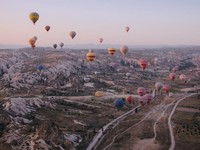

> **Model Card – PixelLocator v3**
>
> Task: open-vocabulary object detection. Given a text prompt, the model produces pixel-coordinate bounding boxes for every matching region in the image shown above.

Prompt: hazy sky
[0,0,200,47]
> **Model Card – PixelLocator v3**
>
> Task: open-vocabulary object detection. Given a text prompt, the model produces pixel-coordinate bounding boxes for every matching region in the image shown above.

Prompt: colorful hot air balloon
[33,36,37,41]
[69,31,76,39]
[99,38,103,43]
[137,87,146,96]
[163,85,171,93]
[114,99,124,110]
[179,74,186,81]
[155,82,163,91]
[53,44,57,49]
[126,96,133,104]
[138,95,147,106]
[60,42,64,48]
[125,26,130,32]
[45,25,50,32]
[37,64,43,71]
[29,12,39,25]
[144,94,153,105]
[120,45,128,56]
[29,38,36,49]
[108,48,116,56]
[138,59,148,70]
[169,73,176,81]
[172,67,177,73]
[95,91,103,97]
[86,50,95,62]
[31,44,36,49]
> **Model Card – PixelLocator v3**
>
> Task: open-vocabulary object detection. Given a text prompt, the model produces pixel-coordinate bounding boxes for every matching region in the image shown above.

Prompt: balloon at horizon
[0,0,200,48]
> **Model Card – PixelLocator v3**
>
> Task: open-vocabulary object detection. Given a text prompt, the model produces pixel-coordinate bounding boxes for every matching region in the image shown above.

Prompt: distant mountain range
[0,43,200,50]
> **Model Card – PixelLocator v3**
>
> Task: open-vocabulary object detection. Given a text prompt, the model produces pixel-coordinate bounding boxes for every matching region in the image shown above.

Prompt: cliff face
[37,120,74,149]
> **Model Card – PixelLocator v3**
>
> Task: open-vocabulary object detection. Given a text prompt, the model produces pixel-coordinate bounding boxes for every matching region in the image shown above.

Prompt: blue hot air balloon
[37,64,43,71]
[114,98,124,110]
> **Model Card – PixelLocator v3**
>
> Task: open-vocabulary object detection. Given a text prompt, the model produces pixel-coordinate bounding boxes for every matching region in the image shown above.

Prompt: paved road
[86,105,141,150]
[168,93,197,150]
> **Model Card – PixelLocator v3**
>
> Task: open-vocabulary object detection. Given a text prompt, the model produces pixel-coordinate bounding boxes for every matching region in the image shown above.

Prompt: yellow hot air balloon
[29,12,39,25]
[69,31,76,39]
[86,50,95,62]
[120,45,128,56]
[95,91,103,97]
[108,48,116,56]
[28,38,36,46]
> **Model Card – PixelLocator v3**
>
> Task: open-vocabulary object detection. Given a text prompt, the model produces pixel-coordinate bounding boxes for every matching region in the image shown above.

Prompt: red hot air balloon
[139,95,148,106]
[45,25,50,32]
[169,73,176,81]
[144,94,153,105]
[172,67,177,73]
[126,96,133,104]
[163,85,171,93]
[138,59,148,70]
[137,87,146,96]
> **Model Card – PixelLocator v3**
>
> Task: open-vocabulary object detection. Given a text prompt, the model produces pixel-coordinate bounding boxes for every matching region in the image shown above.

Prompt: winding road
[168,93,197,150]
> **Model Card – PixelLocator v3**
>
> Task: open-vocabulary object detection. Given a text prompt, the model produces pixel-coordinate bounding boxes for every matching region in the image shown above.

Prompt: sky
[0,0,200,48]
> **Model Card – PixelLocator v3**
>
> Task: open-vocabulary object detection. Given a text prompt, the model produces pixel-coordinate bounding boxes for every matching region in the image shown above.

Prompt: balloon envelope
[114,99,124,110]
[138,59,148,70]
[120,45,128,55]
[137,87,146,96]
[155,82,163,91]
[86,51,95,62]
[125,26,130,32]
[53,44,57,49]
[29,12,39,25]
[37,64,43,71]
[69,31,76,39]
[60,42,64,48]
[45,26,50,32]
[99,38,103,43]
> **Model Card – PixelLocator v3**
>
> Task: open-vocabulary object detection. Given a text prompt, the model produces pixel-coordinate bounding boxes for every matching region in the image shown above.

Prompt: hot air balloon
[31,44,36,49]
[69,31,76,39]
[155,82,163,91]
[138,59,148,70]
[29,12,39,25]
[33,36,37,41]
[29,38,36,49]
[99,38,103,43]
[114,99,124,110]
[37,64,43,71]
[137,87,146,96]
[60,42,64,48]
[172,67,177,73]
[125,26,130,32]
[126,73,131,78]
[144,94,153,105]
[138,95,147,106]
[126,96,133,104]
[169,73,176,81]
[162,85,171,93]
[95,91,103,97]
[120,45,128,56]
[86,50,95,62]
[53,44,57,49]
[108,48,116,56]
[83,77,90,82]
[45,25,50,32]
[179,74,186,81]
